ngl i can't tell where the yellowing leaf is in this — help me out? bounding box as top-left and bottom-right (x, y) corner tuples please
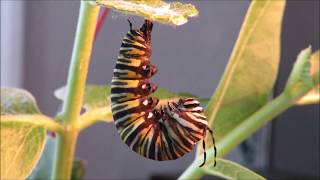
(198, 0), (286, 156)
(202, 159), (265, 180)
(296, 87), (320, 105)
(0, 88), (58, 179)
(1, 119), (46, 179)
(27, 136), (56, 180)
(310, 50), (319, 76)
(96, 0), (198, 26)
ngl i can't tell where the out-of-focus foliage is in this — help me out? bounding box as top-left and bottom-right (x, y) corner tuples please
(1, 88), (47, 179)
(95, 0), (198, 26)
(1, 88), (39, 115)
(55, 85), (113, 122)
(71, 159), (87, 180)
(27, 137), (55, 180)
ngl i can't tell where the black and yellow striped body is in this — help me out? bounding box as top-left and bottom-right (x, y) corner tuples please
(111, 20), (216, 165)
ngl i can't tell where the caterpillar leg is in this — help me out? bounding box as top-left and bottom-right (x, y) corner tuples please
(199, 129), (207, 167)
(127, 19), (132, 30)
(207, 128), (217, 167)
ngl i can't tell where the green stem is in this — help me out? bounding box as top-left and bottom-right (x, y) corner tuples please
(60, 2), (99, 126)
(52, 1), (99, 179)
(179, 76), (317, 180)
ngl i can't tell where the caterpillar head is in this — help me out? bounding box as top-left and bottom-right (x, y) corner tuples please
(127, 19), (153, 44)
(140, 19), (153, 44)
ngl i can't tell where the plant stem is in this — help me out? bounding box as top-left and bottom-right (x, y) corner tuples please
(61, 2), (99, 126)
(52, 1), (100, 179)
(178, 75), (318, 180)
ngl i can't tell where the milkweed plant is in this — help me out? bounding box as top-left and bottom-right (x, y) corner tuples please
(1, 1), (319, 180)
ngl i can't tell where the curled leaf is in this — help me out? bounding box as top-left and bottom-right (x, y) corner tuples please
(285, 46), (313, 92)
(95, 0), (198, 26)
(296, 50), (320, 105)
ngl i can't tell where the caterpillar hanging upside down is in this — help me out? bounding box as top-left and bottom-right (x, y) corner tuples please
(110, 20), (217, 167)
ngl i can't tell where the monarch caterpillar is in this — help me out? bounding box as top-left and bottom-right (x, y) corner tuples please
(110, 20), (217, 167)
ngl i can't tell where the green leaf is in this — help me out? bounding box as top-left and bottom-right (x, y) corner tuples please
(198, 1), (286, 155)
(284, 47), (320, 105)
(27, 137), (56, 180)
(55, 85), (112, 123)
(0, 88), (57, 179)
(285, 47), (313, 92)
(1, 119), (46, 179)
(296, 50), (319, 105)
(95, 0), (198, 26)
(71, 159), (87, 180)
(1, 88), (64, 132)
(202, 159), (265, 180)
(1, 88), (40, 115)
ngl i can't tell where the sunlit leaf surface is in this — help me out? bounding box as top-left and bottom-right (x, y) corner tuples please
(296, 87), (320, 105)
(1, 88), (46, 179)
(310, 50), (319, 76)
(96, 0), (198, 26)
(198, 1), (286, 155)
(296, 50), (319, 105)
(202, 159), (265, 180)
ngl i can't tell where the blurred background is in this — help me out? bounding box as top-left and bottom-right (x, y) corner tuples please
(1, 0), (319, 179)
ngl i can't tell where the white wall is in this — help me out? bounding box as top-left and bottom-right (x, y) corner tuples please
(1, 1), (25, 87)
